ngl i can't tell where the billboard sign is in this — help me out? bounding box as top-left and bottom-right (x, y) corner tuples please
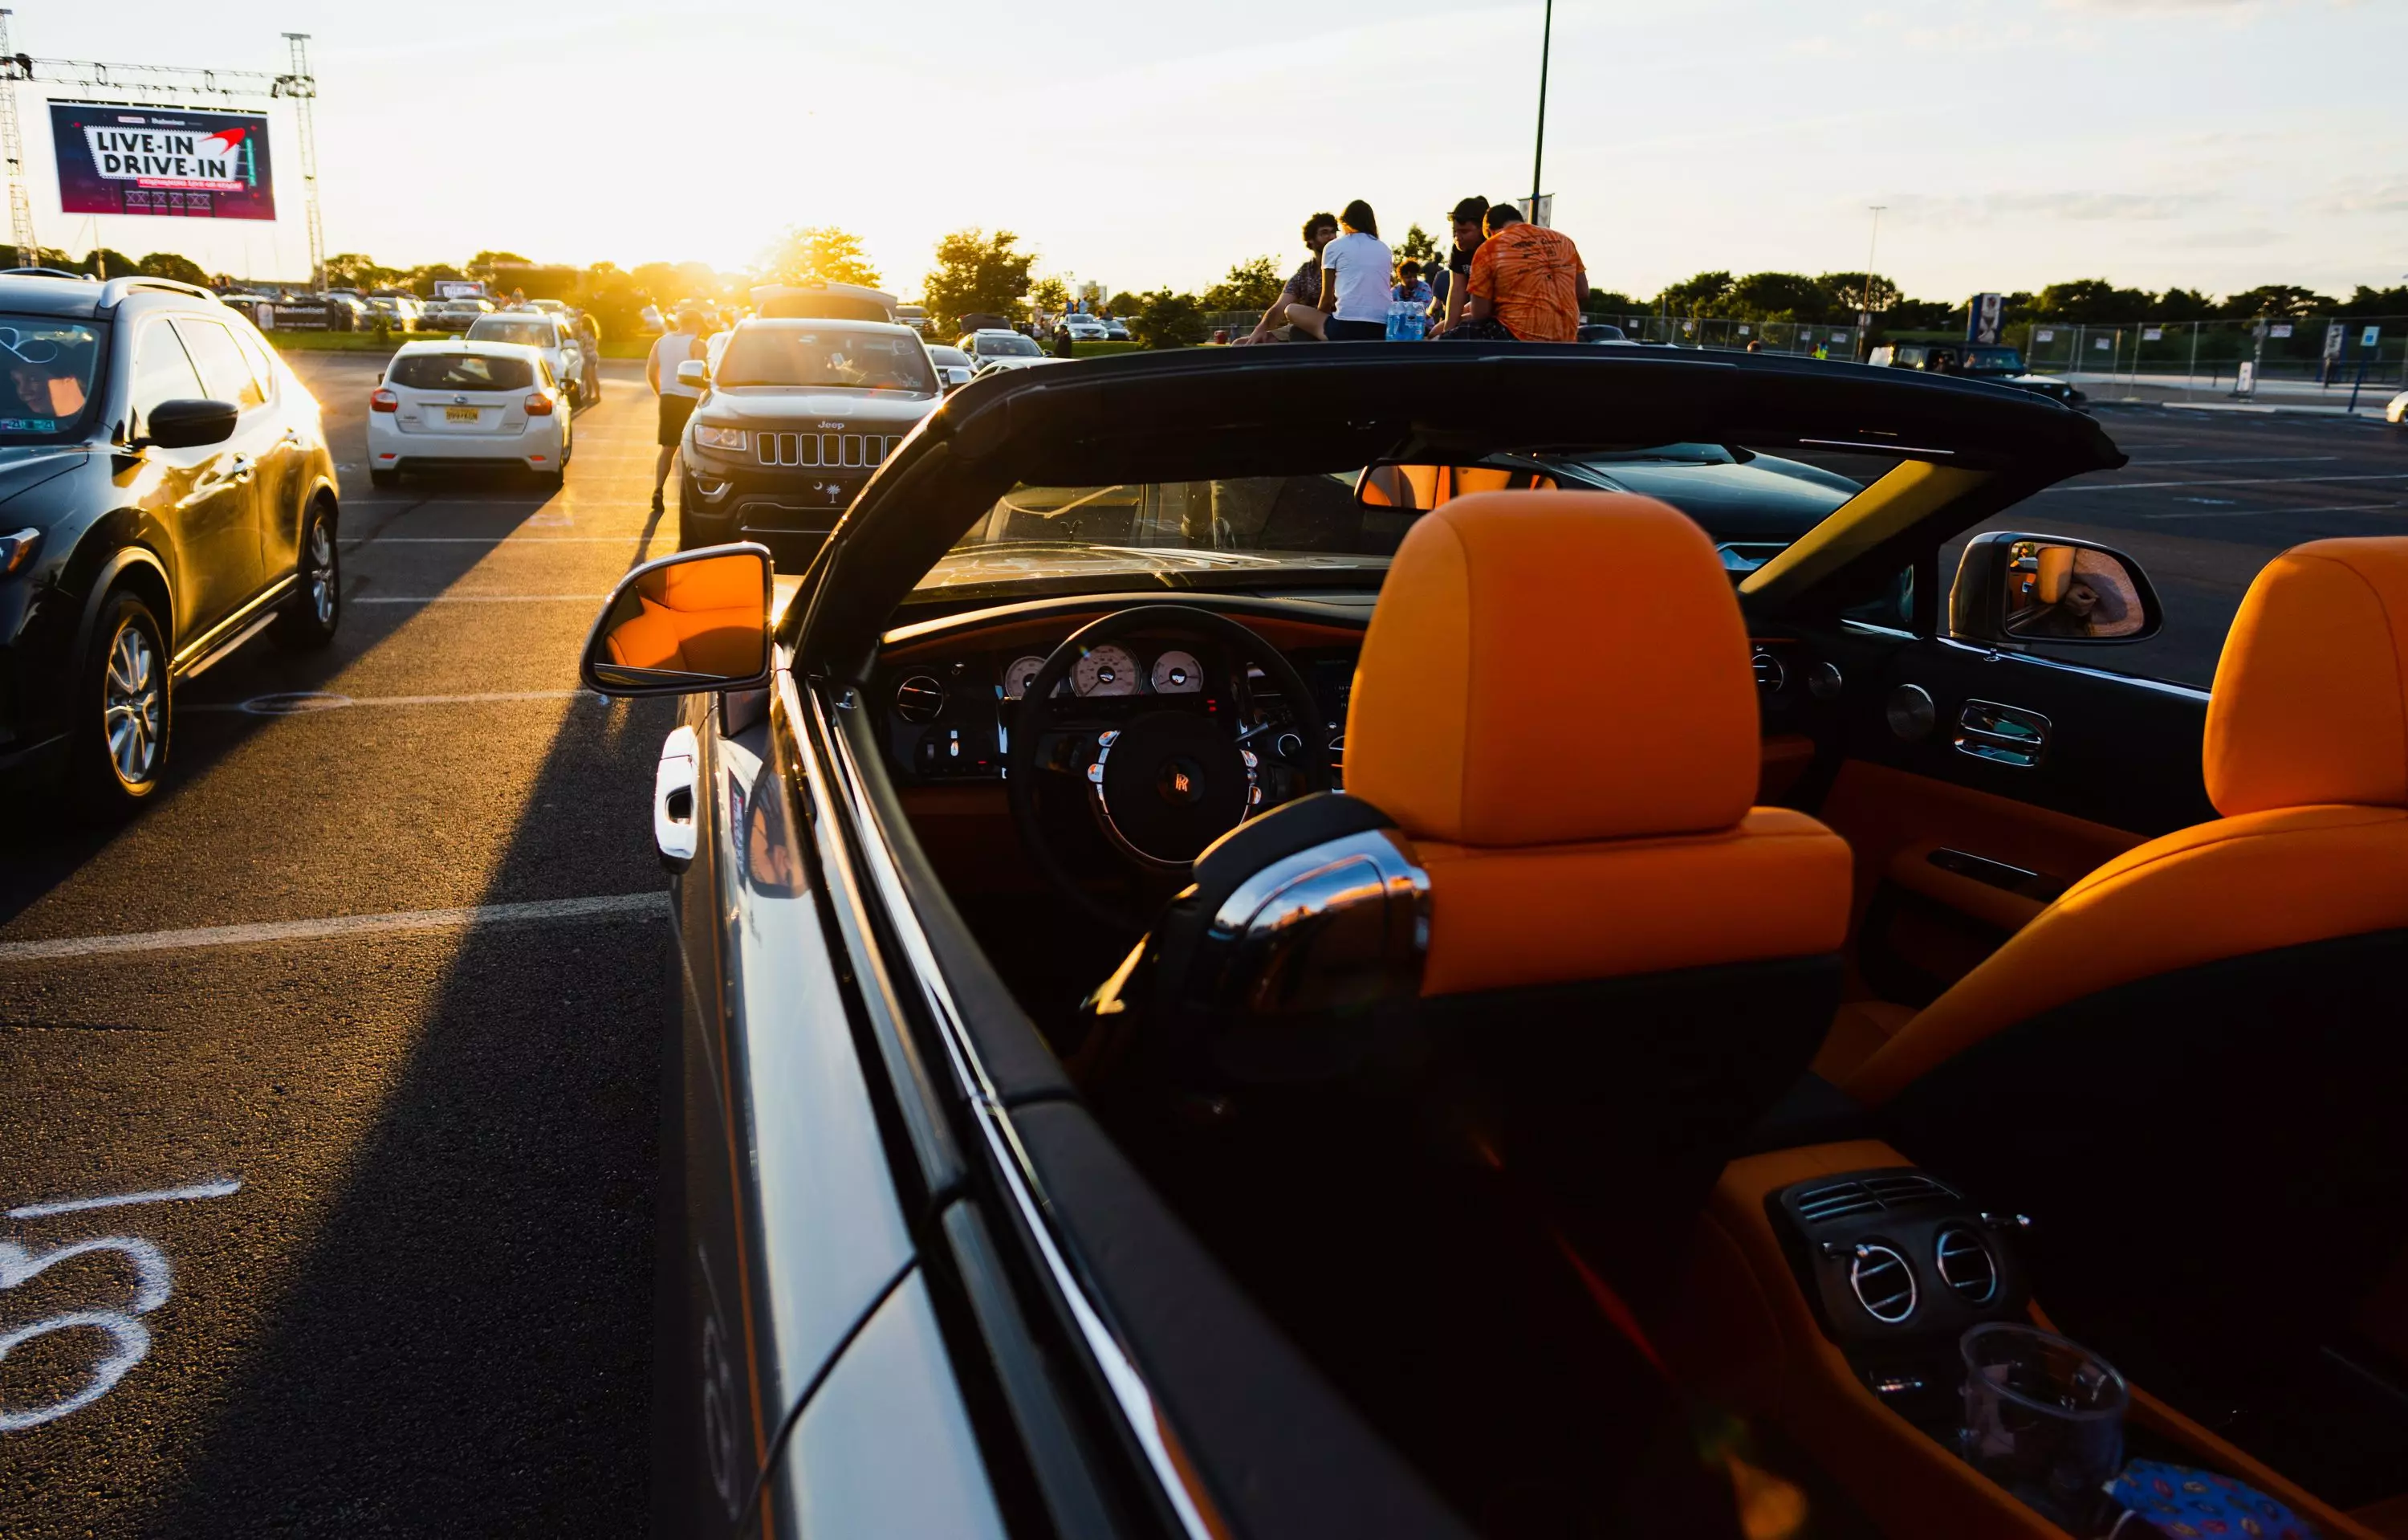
(1966, 292), (2004, 344)
(48, 100), (275, 221)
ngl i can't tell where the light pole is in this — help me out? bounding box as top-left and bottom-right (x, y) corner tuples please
(1857, 206), (1885, 361)
(1528, 0), (1552, 222)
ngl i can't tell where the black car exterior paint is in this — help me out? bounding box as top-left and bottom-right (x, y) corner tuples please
(0, 275), (340, 784)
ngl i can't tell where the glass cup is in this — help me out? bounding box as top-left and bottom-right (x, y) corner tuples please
(1959, 1323), (2129, 1534)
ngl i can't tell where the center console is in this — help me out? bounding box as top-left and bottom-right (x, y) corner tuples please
(1658, 1140), (2377, 1540)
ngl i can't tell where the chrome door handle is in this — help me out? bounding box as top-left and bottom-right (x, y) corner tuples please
(1954, 699), (2049, 768)
(654, 725), (700, 872)
(227, 454), (254, 483)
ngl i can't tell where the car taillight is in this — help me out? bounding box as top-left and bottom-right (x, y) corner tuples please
(370, 388), (398, 412)
(524, 393), (554, 416)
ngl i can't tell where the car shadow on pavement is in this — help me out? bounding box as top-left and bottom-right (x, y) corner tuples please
(133, 692), (678, 1534)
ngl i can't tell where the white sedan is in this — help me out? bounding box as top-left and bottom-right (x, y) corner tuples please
(368, 340), (571, 487)
(465, 312), (591, 405)
(1063, 315), (1108, 341)
(2388, 388), (2406, 426)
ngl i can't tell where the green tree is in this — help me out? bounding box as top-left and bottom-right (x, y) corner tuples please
(1200, 256), (1283, 312)
(319, 252), (394, 290)
(1397, 223), (1438, 269)
(1815, 272), (1901, 317)
(1657, 271), (1735, 316)
(1028, 275), (1072, 315)
(2343, 283), (2408, 316)
(2154, 287), (2215, 322)
(922, 229), (1037, 335)
(467, 250), (529, 274)
(135, 251), (210, 287)
(1582, 289), (1638, 320)
(405, 263), (467, 297)
(71, 248), (139, 279)
(1126, 290), (1206, 349)
(2218, 283), (2333, 319)
(759, 225), (881, 288)
(2033, 279), (2155, 324)
(1727, 271), (1826, 320)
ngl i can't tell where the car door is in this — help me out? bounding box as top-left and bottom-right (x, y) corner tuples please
(222, 317), (307, 579)
(1770, 559), (2212, 1012)
(170, 315), (283, 605)
(121, 316), (258, 646)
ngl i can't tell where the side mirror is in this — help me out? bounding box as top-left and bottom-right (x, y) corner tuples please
(141, 397), (238, 450)
(676, 358), (709, 390)
(1950, 532), (2161, 645)
(580, 544), (775, 695)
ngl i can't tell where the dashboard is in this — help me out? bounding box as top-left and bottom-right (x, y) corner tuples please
(874, 609), (1360, 790)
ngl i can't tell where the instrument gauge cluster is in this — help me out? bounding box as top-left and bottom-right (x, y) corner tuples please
(1072, 643), (1141, 697)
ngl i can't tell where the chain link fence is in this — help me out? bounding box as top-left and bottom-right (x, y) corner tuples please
(2014, 315), (2407, 397)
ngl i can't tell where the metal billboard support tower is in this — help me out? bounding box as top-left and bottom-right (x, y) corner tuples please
(275, 33), (321, 289)
(0, 25), (322, 283)
(0, 11), (40, 265)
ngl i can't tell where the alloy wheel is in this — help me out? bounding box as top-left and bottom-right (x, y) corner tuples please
(104, 620), (162, 785)
(308, 517), (336, 625)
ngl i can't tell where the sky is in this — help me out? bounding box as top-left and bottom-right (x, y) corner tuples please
(10, 0), (2406, 304)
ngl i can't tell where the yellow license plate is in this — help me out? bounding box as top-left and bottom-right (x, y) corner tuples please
(445, 405), (480, 423)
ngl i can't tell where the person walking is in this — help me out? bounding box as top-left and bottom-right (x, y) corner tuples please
(1435, 196), (1490, 336)
(575, 309), (604, 404)
(1449, 203), (1588, 343)
(1315, 201), (1393, 341)
(1239, 212), (1339, 344)
(647, 304), (706, 515)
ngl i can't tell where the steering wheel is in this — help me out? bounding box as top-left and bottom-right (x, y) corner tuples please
(1006, 604), (1336, 933)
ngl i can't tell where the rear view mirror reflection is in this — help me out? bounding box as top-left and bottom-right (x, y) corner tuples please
(1999, 540), (2147, 640)
(580, 545), (773, 696)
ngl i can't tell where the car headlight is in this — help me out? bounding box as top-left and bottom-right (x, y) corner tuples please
(692, 424), (749, 453)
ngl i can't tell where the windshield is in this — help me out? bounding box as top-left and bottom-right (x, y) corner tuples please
(929, 347), (971, 366)
(466, 320), (557, 348)
(0, 316), (103, 440)
(716, 326), (935, 393)
(389, 352), (535, 391)
(977, 334), (1042, 356)
(1963, 347), (2024, 372)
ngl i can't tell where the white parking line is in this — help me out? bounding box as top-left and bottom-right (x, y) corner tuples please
(2123, 455), (2341, 467)
(181, 689), (597, 715)
(341, 536), (641, 544)
(353, 593), (612, 603)
(2142, 502), (2406, 520)
(2047, 471), (2408, 493)
(9, 1179), (242, 1220)
(0, 893), (668, 964)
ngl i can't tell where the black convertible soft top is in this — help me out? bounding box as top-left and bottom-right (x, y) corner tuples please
(791, 344), (2126, 656)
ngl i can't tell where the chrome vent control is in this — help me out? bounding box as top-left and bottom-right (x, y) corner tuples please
(1751, 647), (1786, 694)
(894, 674), (947, 723)
(1934, 1228), (1999, 1306)
(1849, 1244), (1917, 1324)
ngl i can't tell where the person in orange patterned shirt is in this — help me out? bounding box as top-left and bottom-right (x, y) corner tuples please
(1454, 203), (1588, 343)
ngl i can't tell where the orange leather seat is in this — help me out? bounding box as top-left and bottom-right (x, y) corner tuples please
(1851, 538), (2408, 1411)
(603, 552), (763, 676)
(1345, 490), (1853, 1259)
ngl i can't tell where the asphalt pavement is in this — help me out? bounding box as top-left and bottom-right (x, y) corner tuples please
(1961, 404), (2408, 686)
(0, 353), (675, 1536)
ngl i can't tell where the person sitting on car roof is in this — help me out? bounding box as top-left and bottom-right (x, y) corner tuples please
(1442, 202), (1588, 344)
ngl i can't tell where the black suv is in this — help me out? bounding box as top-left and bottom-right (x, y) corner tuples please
(675, 316), (942, 568)
(0, 272), (342, 810)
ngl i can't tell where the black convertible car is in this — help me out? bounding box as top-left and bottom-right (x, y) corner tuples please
(585, 346), (2408, 1538)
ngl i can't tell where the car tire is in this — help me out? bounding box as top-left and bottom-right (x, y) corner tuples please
(71, 588), (171, 816)
(370, 466), (400, 487)
(275, 499), (341, 650)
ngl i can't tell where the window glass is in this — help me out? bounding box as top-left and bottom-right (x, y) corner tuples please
(716, 325), (936, 393)
(388, 352), (535, 391)
(0, 316), (104, 440)
(173, 318), (266, 410)
(230, 323), (280, 402)
(130, 321), (207, 426)
(465, 319), (559, 349)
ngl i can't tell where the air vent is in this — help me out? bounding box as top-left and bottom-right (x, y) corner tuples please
(894, 674), (946, 723)
(1795, 1172), (1959, 1226)
(1849, 1244), (1918, 1324)
(1752, 648), (1787, 694)
(1934, 1228), (1999, 1306)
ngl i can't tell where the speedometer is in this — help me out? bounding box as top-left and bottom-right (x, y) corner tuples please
(1150, 650), (1204, 694)
(1002, 655), (1048, 700)
(1073, 643), (1140, 696)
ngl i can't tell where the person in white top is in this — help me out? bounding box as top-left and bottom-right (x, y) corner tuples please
(1315, 202), (1395, 342)
(647, 304), (707, 514)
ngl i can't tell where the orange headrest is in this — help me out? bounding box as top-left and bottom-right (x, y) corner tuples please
(1345, 491), (1759, 847)
(2207, 538), (2408, 816)
(2036, 544), (2075, 604)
